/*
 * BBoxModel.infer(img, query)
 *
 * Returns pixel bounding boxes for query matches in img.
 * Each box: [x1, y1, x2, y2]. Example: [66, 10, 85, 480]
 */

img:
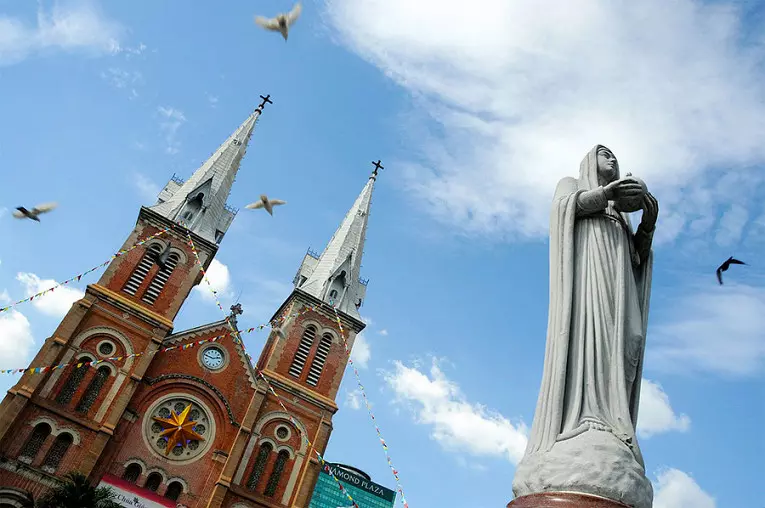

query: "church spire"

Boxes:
[293, 160, 381, 319]
[149, 95, 272, 244]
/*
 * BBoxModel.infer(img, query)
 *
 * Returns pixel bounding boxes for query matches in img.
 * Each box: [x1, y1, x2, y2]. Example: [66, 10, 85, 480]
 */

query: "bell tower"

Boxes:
[0, 98, 270, 497]
[208, 162, 380, 508]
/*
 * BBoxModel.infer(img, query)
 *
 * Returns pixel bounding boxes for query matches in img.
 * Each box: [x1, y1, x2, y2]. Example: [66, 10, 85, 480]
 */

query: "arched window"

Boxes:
[288, 326, 316, 378]
[264, 450, 290, 497]
[75, 366, 111, 414]
[142, 253, 180, 305]
[18, 423, 51, 463]
[306, 334, 333, 386]
[144, 472, 163, 492]
[41, 433, 73, 473]
[246, 442, 273, 490]
[124, 244, 162, 296]
[164, 481, 183, 501]
[54, 358, 92, 405]
[122, 463, 142, 483]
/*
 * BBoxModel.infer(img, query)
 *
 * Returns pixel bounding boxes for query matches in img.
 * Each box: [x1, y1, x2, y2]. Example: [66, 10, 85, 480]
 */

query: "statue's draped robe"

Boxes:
[523, 145, 653, 465]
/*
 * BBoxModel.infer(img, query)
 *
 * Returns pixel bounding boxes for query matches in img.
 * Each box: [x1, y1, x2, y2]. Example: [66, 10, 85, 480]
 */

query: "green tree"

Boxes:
[35, 472, 122, 508]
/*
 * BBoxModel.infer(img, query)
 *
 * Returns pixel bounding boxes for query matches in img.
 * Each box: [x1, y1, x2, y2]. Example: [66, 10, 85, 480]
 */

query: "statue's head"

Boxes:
[596, 146, 619, 183]
[580, 144, 619, 189]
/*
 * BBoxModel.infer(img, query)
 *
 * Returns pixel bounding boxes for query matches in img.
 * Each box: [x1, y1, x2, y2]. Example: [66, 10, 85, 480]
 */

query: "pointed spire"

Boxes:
[294, 161, 381, 319]
[149, 96, 272, 244]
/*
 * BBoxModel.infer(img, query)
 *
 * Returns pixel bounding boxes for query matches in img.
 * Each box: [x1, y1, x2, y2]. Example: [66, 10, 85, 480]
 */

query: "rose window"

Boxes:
[144, 397, 213, 461]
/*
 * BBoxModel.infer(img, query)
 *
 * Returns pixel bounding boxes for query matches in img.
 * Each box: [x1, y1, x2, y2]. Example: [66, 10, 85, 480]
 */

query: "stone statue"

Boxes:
[510, 145, 659, 508]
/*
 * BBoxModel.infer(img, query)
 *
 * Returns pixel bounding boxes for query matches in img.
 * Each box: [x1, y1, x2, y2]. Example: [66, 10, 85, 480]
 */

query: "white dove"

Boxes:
[245, 195, 286, 216]
[254, 2, 302, 41]
[12, 202, 58, 222]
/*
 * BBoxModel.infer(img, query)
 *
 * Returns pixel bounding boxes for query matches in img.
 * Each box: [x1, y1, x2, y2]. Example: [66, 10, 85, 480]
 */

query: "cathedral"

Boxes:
[0, 99, 379, 508]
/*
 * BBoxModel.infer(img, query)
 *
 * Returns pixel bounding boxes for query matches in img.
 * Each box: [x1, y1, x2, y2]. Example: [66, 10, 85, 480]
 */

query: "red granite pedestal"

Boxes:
[507, 492, 632, 507]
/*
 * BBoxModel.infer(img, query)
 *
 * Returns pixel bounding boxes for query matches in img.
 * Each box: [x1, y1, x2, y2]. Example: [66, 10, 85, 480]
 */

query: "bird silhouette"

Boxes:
[12, 202, 58, 222]
[245, 195, 286, 216]
[254, 2, 302, 41]
[716, 256, 746, 285]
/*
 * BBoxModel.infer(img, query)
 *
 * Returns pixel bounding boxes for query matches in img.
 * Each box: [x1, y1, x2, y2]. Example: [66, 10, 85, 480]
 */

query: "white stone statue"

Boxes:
[511, 145, 659, 508]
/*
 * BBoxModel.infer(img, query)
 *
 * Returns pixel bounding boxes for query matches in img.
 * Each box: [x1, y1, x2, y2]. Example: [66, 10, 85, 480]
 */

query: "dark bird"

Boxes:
[154, 244, 173, 271]
[12, 202, 58, 222]
[716, 256, 746, 285]
[255, 2, 302, 41]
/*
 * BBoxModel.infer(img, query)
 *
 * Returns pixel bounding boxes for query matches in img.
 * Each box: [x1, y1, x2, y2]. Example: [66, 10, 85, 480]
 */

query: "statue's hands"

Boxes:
[603, 177, 645, 201]
[640, 192, 659, 230]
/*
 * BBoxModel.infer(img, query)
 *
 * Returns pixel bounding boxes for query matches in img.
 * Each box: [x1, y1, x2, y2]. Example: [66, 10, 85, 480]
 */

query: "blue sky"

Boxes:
[1, 1, 764, 507]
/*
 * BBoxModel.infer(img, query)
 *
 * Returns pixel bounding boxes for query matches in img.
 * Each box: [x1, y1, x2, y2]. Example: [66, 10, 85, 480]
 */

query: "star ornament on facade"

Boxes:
[152, 404, 205, 455]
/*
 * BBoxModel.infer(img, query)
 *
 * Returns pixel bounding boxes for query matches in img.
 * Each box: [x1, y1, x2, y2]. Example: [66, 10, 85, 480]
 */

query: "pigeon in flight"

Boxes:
[254, 2, 302, 41]
[12, 202, 58, 222]
[716, 256, 746, 285]
[245, 195, 286, 216]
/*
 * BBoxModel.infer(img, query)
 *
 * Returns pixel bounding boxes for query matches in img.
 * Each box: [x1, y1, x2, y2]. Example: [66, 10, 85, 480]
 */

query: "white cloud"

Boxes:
[16, 272, 84, 318]
[637, 379, 690, 438]
[383, 357, 528, 463]
[346, 388, 363, 410]
[379, 328, 388, 336]
[653, 468, 716, 508]
[0, 2, 123, 66]
[157, 106, 187, 155]
[648, 284, 765, 377]
[322, 0, 765, 242]
[0, 309, 35, 370]
[131, 173, 160, 201]
[350, 332, 371, 368]
[101, 67, 142, 98]
[714, 204, 749, 246]
[194, 259, 233, 303]
[0, 290, 9, 303]
[207, 94, 219, 108]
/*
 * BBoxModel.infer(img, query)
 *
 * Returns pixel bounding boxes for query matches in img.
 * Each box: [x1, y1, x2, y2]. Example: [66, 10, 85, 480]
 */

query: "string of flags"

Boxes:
[185, 233, 363, 508]
[0, 227, 172, 314]
[332, 306, 409, 508]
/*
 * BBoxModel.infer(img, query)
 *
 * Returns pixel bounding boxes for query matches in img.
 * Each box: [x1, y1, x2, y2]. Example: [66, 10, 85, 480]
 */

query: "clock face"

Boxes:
[202, 347, 224, 370]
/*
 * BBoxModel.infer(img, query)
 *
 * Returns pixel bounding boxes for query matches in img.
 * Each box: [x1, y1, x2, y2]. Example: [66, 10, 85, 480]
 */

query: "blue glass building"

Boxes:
[309, 462, 396, 508]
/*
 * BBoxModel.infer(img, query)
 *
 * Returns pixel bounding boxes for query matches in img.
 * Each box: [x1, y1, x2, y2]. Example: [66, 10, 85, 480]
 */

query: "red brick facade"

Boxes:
[0, 207, 365, 508]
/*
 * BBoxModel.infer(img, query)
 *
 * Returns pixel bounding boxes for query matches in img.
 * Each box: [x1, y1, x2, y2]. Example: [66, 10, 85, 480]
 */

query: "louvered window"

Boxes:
[288, 326, 316, 378]
[75, 366, 110, 414]
[246, 442, 273, 490]
[264, 450, 290, 497]
[164, 481, 183, 501]
[144, 472, 163, 492]
[306, 334, 333, 386]
[19, 423, 51, 462]
[122, 463, 142, 483]
[55, 358, 92, 405]
[124, 244, 162, 295]
[142, 253, 180, 305]
[41, 433, 73, 473]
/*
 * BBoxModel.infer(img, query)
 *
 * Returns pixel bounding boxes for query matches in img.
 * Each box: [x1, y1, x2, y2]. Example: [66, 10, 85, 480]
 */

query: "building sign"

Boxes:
[321, 464, 396, 503]
[98, 475, 177, 508]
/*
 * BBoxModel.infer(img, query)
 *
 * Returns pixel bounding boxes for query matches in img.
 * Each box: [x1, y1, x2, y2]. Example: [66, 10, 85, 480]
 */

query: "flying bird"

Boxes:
[716, 256, 746, 285]
[254, 2, 302, 41]
[245, 195, 286, 216]
[12, 202, 58, 222]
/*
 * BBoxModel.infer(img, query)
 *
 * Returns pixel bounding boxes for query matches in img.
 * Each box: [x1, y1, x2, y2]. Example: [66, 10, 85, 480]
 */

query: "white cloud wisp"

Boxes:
[194, 259, 233, 303]
[322, 0, 765, 242]
[653, 468, 716, 508]
[16, 272, 84, 318]
[636, 379, 691, 438]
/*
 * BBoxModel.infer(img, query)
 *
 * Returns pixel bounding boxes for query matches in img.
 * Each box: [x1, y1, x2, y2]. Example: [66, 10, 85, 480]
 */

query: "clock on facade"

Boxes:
[201, 347, 225, 370]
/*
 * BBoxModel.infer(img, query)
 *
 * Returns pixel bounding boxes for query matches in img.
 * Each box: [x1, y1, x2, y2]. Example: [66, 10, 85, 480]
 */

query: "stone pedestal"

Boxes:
[507, 492, 632, 507]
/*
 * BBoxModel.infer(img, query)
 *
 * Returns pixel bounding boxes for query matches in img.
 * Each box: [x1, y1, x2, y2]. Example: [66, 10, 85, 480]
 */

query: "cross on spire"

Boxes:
[257, 94, 273, 111]
[371, 159, 384, 178]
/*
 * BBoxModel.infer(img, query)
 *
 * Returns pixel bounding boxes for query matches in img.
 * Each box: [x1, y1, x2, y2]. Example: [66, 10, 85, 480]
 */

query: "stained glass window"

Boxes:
[41, 433, 73, 473]
[246, 442, 273, 490]
[55, 360, 91, 405]
[264, 450, 290, 497]
[18, 423, 51, 462]
[122, 463, 142, 483]
[75, 366, 110, 414]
